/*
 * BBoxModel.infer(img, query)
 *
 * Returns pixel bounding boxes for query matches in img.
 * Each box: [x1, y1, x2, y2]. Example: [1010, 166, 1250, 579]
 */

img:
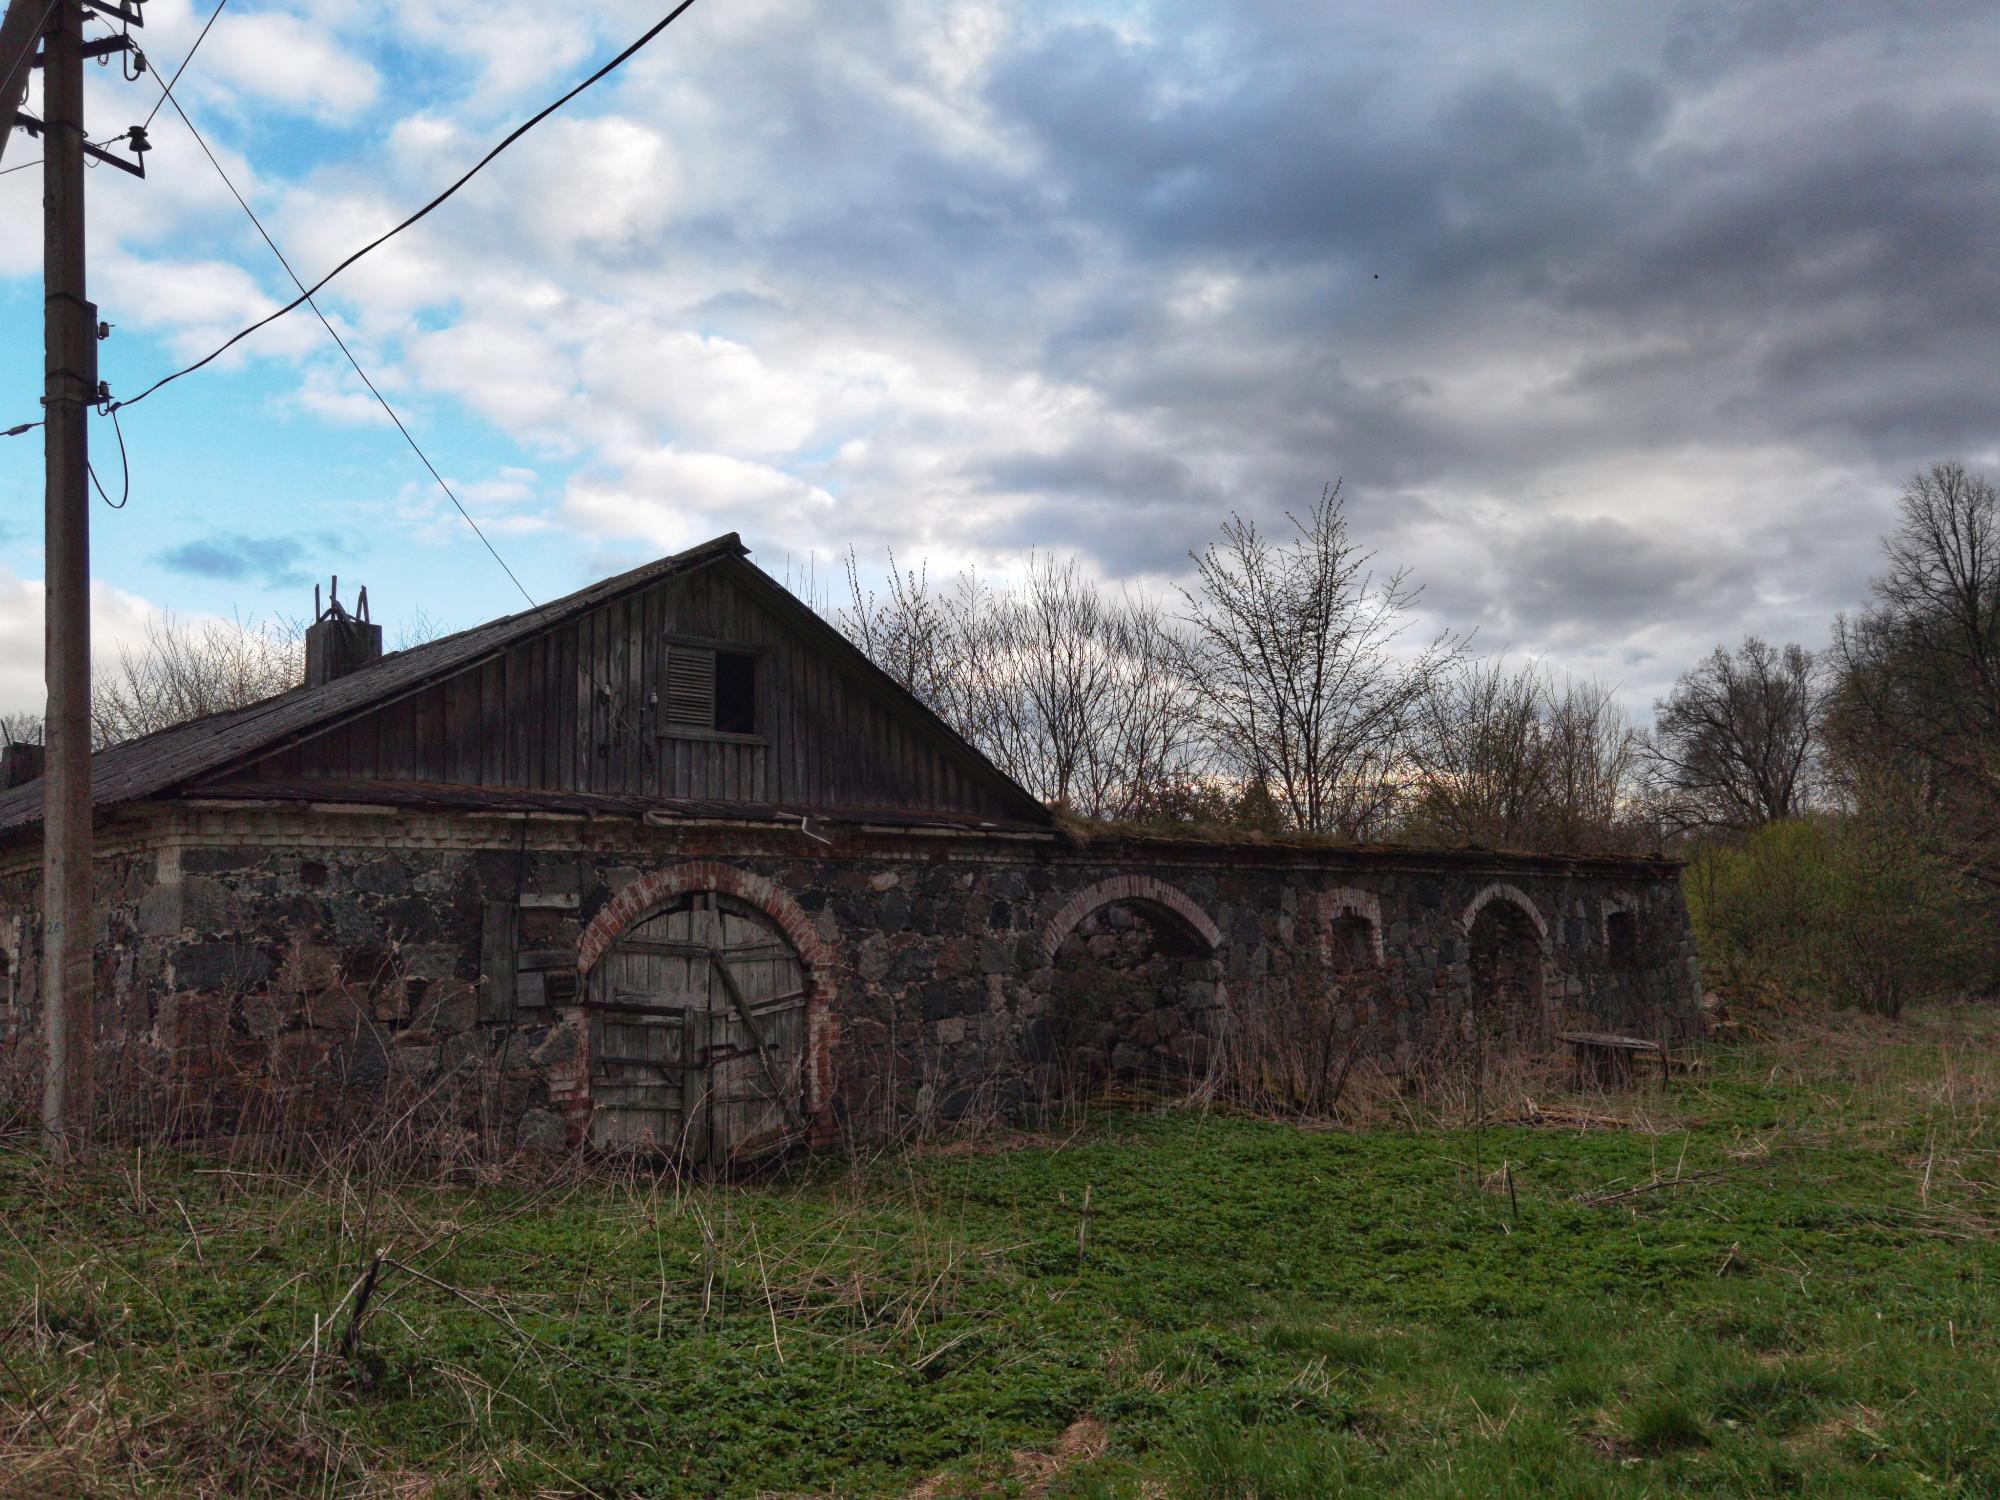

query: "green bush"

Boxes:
[1685, 814, 1980, 1016]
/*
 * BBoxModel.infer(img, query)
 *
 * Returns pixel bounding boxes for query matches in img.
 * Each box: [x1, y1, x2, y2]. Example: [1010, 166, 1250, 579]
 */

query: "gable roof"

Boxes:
[0, 533, 1050, 834]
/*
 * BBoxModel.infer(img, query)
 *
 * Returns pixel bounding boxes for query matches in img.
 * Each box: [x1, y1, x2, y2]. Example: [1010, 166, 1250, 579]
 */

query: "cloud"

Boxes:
[11, 0, 1999, 721]
[156, 533, 330, 590]
[563, 448, 837, 558]
[197, 9, 381, 123]
[0, 572, 165, 718]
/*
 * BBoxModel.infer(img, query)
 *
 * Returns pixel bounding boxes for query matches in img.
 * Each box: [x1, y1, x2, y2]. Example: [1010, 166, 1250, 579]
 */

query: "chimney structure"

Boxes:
[305, 577, 384, 689]
[1, 741, 43, 788]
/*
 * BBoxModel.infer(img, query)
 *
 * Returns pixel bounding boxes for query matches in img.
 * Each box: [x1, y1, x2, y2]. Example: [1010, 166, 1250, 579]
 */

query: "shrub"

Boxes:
[1686, 814, 1981, 1016]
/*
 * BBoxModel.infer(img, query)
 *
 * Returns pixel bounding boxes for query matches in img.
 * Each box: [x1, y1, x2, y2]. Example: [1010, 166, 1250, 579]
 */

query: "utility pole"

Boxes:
[40, 0, 95, 1164]
[4, 0, 147, 1163]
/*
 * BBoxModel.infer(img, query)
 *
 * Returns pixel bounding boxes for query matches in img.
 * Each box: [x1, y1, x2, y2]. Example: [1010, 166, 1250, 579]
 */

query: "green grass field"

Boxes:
[3, 1007, 1995, 1497]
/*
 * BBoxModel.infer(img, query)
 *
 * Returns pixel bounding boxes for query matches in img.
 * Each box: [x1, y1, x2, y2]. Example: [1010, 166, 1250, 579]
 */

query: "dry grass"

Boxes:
[1, 1003, 1996, 1496]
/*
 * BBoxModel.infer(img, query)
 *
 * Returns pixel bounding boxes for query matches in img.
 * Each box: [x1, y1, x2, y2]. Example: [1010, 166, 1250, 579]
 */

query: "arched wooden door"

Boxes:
[587, 891, 808, 1163]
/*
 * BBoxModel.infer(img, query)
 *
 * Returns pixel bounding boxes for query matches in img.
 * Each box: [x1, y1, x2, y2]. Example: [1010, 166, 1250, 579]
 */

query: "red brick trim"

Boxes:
[1040, 874, 1224, 960]
[1459, 881, 1551, 948]
[575, 862, 840, 1140]
[1321, 885, 1385, 966]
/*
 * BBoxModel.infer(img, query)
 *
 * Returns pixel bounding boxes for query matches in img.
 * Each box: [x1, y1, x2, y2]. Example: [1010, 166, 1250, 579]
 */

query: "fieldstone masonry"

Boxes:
[0, 804, 1702, 1149]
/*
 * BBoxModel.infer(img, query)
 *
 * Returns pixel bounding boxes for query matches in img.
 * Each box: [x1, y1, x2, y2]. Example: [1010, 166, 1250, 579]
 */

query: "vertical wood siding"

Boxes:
[245, 565, 1024, 819]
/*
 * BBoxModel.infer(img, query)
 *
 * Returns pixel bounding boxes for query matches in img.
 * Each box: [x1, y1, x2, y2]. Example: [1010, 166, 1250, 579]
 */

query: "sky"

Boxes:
[3, 0, 1997, 720]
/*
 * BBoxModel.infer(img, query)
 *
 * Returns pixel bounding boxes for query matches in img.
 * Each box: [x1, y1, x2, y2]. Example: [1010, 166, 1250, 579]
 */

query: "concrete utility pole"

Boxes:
[39, 0, 96, 1164]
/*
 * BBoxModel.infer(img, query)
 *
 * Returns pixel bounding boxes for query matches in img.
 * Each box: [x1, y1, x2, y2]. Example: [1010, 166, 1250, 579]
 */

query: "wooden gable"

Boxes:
[237, 554, 1045, 824]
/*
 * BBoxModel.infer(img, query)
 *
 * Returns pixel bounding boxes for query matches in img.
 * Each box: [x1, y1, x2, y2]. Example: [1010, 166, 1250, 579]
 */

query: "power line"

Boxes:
[141, 0, 227, 131]
[110, 0, 703, 415]
[0, 128, 128, 176]
[0, 2, 227, 174]
[86, 400, 128, 508]
[147, 57, 540, 611]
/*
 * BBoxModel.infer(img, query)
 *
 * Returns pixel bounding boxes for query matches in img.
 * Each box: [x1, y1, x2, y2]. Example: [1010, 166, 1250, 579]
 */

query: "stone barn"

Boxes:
[0, 534, 1701, 1159]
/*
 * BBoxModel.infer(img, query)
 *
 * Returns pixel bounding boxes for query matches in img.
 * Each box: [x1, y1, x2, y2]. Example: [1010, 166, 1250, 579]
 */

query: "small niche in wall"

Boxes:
[1329, 914, 1377, 972]
[1607, 909, 1640, 969]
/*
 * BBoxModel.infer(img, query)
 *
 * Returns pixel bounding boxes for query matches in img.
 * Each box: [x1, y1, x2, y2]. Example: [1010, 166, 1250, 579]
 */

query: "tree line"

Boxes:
[11, 462, 1993, 1012]
[833, 464, 1997, 1013]
[1651, 462, 2000, 1014]
[837, 483, 1650, 852]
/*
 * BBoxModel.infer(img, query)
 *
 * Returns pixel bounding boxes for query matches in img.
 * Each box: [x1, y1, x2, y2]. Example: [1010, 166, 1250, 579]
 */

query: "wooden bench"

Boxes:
[1558, 1031, 1670, 1089]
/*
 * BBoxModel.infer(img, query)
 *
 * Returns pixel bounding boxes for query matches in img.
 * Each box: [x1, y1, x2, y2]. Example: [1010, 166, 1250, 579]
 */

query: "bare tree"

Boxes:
[395, 609, 451, 650]
[972, 556, 1189, 816]
[1540, 674, 1644, 852]
[1408, 664, 1544, 852]
[0, 712, 42, 747]
[1177, 484, 1462, 837]
[837, 549, 1206, 819]
[1830, 460, 2000, 885]
[92, 615, 304, 749]
[1406, 657, 1548, 846]
[1407, 658, 1641, 852]
[839, 548, 966, 711]
[1646, 636, 1825, 832]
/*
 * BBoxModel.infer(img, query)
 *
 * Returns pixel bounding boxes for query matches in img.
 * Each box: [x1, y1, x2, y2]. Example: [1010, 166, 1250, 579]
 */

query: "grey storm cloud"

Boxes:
[512, 0, 1997, 703]
[95, 0, 1987, 712]
[856, 2, 2000, 667]
[1487, 516, 1762, 635]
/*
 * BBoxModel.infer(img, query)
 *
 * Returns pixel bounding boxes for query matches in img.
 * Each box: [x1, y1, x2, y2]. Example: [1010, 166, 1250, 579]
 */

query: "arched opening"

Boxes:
[1033, 888, 1224, 1099]
[587, 889, 809, 1165]
[1466, 897, 1548, 1056]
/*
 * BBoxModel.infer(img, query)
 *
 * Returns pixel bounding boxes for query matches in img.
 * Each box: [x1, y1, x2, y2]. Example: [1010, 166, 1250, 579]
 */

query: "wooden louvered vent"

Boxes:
[665, 646, 716, 730]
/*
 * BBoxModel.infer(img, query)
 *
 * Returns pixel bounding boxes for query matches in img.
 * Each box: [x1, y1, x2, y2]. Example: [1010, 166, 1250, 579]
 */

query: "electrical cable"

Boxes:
[108, 0, 702, 415]
[140, 0, 225, 131]
[1, 128, 129, 176]
[147, 55, 686, 734]
[86, 400, 129, 507]
[154, 72, 675, 734]
[147, 58, 541, 611]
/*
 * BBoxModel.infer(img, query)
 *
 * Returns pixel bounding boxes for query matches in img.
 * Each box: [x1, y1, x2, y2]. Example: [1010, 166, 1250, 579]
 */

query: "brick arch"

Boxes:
[576, 862, 839, 1132]
[1040, 875, 1223, 961]
[1322, 885, 1385, 966]
[1459, 881, 1551, 948]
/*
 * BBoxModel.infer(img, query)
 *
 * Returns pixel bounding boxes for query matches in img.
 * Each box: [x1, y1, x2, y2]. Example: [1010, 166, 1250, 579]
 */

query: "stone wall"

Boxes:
[0, 804, 1702, 1148]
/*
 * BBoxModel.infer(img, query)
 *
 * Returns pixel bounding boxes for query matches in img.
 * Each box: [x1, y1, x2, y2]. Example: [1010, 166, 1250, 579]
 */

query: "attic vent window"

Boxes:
[663, 645, 758, 737]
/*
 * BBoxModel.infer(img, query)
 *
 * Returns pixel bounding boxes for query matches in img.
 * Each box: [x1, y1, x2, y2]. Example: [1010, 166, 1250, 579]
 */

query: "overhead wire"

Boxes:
[147, 48, 668, 736]
[2, 128, 132, 176]
[141, 33, 672, 735]
[109, 0, 703, 414]
[144, 52, 540, 610]
[86, 400, 128, 507]
[140, 0, 226, 131]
